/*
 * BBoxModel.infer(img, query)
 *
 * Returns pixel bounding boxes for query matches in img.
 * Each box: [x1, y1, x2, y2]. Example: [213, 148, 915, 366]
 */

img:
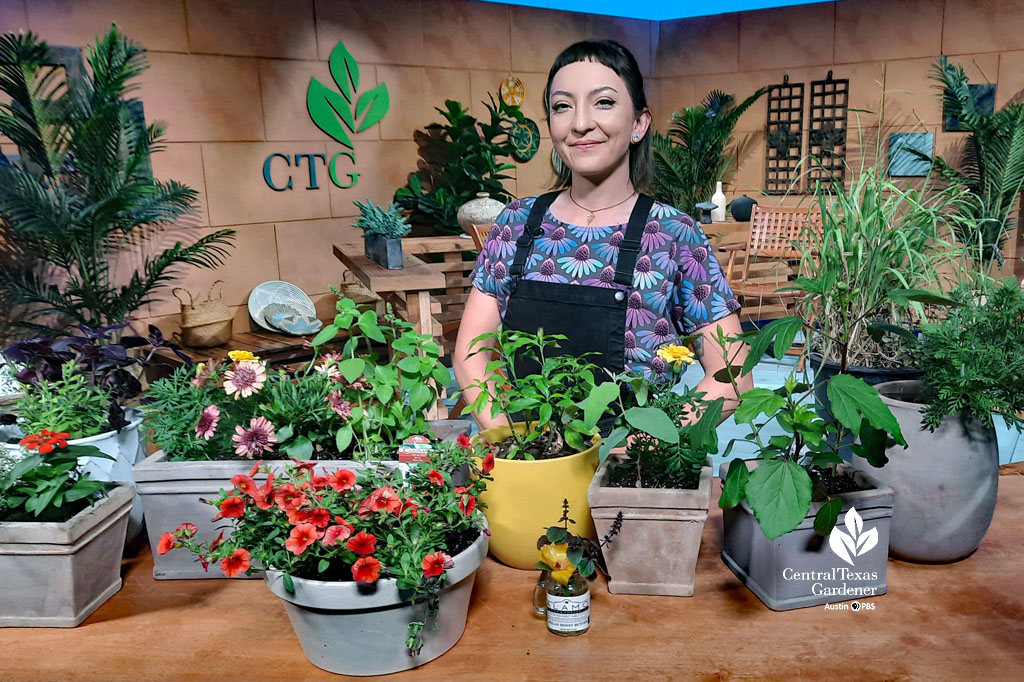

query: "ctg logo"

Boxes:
[263, 41, 390, 192]
[828, 506, 878, 567]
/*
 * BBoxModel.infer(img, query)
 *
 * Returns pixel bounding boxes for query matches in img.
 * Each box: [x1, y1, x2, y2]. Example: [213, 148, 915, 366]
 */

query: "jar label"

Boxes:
[546, 591, 590, 633]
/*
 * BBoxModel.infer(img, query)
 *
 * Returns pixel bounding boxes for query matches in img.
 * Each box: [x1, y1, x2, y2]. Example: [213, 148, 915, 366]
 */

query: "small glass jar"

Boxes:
[533, 570, 590, 636]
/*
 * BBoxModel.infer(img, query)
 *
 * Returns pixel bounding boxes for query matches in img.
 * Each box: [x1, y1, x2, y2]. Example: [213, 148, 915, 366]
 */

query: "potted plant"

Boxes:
[853, 277, 1024, 563]
[0, 28, 234, 335]
[587, 344, 721, 596]
[353, 199, 411, 270]
[0, 430, 133, 626]
[1, 324, 187, 543]
[461, 328, 627, 569]
[136, 294, 469, 579]
[714, 320, 905, 610]
[158, 439, 490, 675]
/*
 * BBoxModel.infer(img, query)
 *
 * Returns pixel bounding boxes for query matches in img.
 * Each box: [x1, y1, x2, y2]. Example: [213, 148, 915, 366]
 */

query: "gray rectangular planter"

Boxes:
[719, 461, 894, 610]
[0, 483, 133, 627]
[588, 457, 712, 596]
[364, 234, 404, 269]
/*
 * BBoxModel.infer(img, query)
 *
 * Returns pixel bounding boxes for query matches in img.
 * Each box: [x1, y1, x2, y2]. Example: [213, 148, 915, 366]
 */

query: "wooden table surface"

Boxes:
[4, 469, 1023, 682]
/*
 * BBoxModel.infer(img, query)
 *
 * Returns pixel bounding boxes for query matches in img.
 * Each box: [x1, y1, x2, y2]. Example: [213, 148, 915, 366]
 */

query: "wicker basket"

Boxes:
[173, 281, 233, 348]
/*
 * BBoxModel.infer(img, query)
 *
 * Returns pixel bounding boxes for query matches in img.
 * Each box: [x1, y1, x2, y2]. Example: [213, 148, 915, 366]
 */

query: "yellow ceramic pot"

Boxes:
[475, 423, 599, 570]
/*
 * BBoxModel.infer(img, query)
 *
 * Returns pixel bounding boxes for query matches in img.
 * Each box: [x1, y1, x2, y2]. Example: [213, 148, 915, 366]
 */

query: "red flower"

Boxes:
[346, 531, 377, 555]
[352, 556, 381, 583]
[290, 458, 317, 475]
[248, 460, 263, 477]
[402, 497, 419, 518]
[274, 484, 306, 512]
[231, 474, 257, 497]
[481, 451, 495, 475]
[328, 469, 356, 492]
[19, 429, 70, 454]
[209, 531, 225, 553]
[157, 532, 177, 555]
[321, 521, 354, 546]
[421, 551, 453, 579]
[454, 486, 477, 516]
[307, 507, 331, 528]
[426, 469, 444, 486]
[220, 548, 251, 578]
[368, 486, 401, 514]
[287, 508, 310, 525]
[175, 522, 198, 538]
[219, 496, 246, 518]
[310, 475, 329, 491]
[285, 523, 320, 556]
[457, 433, 472, 449]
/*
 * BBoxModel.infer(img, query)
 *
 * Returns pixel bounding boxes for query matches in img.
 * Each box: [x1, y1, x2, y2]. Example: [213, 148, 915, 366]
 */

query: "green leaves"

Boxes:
[742, 316, 804, 375]
[733, 388, 786, 424]
[307, 76, 355, 148]
[814, 498, 843, 536]
[888, 288, 965, 308]
[718, 458, 749, 509]
[307, 41, 390, 148]
[328, 41, 359, 101]
[355, 83, 389, 132]
[745, 459, 813, 540]
[582, 382, 619, 429]
[826, 373, 905, 446]
[311, 323, 339, 347]
[624, 407, 679, 444]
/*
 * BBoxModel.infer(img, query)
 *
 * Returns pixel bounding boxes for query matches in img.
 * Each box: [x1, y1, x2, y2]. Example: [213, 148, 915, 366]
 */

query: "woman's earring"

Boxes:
[631, 133, 641, 142]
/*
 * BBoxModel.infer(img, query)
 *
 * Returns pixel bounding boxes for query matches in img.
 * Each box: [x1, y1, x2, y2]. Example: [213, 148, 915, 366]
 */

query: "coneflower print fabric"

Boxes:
[469, 195, 741, 376]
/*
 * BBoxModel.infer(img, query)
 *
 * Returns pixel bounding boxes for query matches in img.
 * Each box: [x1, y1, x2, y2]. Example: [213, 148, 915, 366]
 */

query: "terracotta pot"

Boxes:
[474, 423, 598, 569]
[588, 456, 712, 596]
[264, 530, 487, 676]
[719, 460, 894, 611]
[0, 484, 133, 627]
[852, 380, 999, 563]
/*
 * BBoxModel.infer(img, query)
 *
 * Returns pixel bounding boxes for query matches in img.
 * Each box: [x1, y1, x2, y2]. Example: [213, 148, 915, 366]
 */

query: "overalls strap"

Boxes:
[508, 191, 561, 278]
[612, 194, 655, 286]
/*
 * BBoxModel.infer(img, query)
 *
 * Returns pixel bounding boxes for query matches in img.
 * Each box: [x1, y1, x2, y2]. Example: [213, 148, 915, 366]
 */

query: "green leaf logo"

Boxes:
[307, 41, 390, 148]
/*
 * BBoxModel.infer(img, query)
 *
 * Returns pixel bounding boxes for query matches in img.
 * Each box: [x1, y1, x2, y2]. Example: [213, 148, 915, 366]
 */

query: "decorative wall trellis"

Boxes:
[807, 70, 849, 188]
[764, 75, 805, 195]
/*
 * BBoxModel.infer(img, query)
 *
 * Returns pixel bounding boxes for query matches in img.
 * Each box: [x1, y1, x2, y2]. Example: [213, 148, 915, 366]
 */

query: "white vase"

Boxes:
[711, 181, 727, 222]
[457, 192, 505, 232]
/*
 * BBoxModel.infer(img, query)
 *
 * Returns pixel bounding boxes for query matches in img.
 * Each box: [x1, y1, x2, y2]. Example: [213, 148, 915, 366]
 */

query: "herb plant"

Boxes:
[15, 362, 109, 438]
[536, 499, 621, 587]
[352, 200, 411, 239]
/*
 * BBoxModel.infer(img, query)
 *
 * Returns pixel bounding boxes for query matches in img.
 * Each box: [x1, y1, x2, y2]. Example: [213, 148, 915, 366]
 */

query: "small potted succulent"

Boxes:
[137, 295, 468, 579]
[158, 438, 490, 675]
[353, 199, 411, 269]
[854, 276, 1024, 563]
[714, 320, 905, 610]
[588, 344, 721, 596]
[0, 430, 133, 626]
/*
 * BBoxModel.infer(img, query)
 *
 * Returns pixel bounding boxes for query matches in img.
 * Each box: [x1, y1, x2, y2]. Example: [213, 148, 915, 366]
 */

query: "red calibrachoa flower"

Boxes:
[346, 531, 377, 555]
[455, 486, 476, 516]
[220, 548, 251, 578]
[310, 475, 329, 491]
[321, 522, 354, 546]
[426, 470, 444, 486]
[175, 522, 198, 538]
[456, 433, 472, 449]
[219, 496, 246, 518]
[481, 451, 495, 475]
[421, 551, 453, 579]
[401, 497, 419, 518]
[285, 523, 320, 555]
[231, 474, 257, 496]
[157, 532, 177, 555]
[208, 530, 225, 553]
[328, 469, 356, 492]
[307, 507, 331, 528]
[352, 556, 381, 583]
[368, 486, 401, 514]
[287, 508, 310, 525]
[274, 484, 306, 512]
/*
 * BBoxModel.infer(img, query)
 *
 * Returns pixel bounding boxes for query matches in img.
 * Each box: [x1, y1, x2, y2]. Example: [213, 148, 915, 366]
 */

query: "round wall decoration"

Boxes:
[500, 75, 525, 107]
[509, 118, 540, 161]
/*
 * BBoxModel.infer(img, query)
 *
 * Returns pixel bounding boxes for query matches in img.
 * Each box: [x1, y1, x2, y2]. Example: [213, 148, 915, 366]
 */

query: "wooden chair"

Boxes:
[718, 205, 822, 321]
[466, 223, 490, 252]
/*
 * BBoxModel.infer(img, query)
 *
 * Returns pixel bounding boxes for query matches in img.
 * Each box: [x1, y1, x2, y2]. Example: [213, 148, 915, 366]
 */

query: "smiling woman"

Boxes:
[454, 40, 753, 434]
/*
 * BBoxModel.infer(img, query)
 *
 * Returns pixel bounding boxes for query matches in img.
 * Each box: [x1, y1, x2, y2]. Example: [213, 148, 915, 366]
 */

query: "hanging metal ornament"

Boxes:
[510, 118, 540, 161]
[500, 75, 525, 107]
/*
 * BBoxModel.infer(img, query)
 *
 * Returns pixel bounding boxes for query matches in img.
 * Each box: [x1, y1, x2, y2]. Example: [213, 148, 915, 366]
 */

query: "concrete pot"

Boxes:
[853, 380, 999, 563]
[264, 530, 488, 676]
[719, 460, 894, 611]
[474, 423, 598, 570]
[1, 408, 146, 547]
[588, 457, 712, 596]
[0, 483, 133, 627]
[364, 234, 404, 269]
[136, 419, 472, 579]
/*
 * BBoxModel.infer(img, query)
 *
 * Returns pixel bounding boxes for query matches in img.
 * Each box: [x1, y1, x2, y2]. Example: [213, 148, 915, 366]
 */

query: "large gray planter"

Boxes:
[588, 456, 712, 596]
[719, 460, 894, 611]
[265, 529, 487, 676]
[853, 380, 999, 563]
[136, 419, 472, 579]
[0, 483, 133, 627]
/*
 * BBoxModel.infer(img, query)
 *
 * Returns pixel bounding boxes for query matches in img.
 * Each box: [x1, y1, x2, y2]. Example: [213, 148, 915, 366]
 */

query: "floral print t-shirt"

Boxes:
[469, 195, 741, 377]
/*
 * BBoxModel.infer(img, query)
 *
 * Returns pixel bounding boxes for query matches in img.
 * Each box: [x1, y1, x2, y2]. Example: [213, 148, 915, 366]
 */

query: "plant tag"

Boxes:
[397, 435, 433, 463]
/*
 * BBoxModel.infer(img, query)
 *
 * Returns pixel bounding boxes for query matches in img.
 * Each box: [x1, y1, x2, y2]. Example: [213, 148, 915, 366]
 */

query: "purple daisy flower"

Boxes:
[558, 244, 601, 279]
[624, 330, 651, 362]
[625, 291, 656, 328]
[678, 281, 713, 320]
[526, 258, 568, 283]
[643, 280, 671, 314]
[536, 225, 577, 256]
[595, 230, 624, 262]
[708, 256, 731, 293]
[637, 318, 675, 348]
[490, 261, 511, 294]
[569, 222, 615, 243]
[582, 265, 618, 288]
[678, 244, 709, 280]
[641, 220, 671, 252]
[662, 214, 702, 243]
[653, 241, 678, 273]
[506, 198, 530, 221]
[711, 292, 742, 318]
[491, 225, 517, 259]
[643, 355, 671, 381]
[632, 255, 664, 290]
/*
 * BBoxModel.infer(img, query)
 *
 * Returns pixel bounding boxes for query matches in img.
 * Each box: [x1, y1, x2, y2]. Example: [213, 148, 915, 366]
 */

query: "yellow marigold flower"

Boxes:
[539, 542, 576, 586]
[657, 344, 696, 368]
[228, 350, 259, 363]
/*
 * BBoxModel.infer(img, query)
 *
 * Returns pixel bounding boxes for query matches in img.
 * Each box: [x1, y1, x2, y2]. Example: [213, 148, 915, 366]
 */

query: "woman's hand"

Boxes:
[691, 313, 753, 421]
[453, 288, 509, 431]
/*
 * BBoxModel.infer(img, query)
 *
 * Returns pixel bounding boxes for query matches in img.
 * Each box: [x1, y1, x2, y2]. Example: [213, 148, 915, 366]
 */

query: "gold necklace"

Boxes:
[567, 189, 637, 225]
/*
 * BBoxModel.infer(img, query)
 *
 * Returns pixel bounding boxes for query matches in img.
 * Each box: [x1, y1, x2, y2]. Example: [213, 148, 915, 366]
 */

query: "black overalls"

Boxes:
[502, 191, 655, 433]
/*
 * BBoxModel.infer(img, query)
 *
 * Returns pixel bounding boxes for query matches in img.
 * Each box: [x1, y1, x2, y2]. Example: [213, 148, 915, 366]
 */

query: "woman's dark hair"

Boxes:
[543, 40, 654, 190]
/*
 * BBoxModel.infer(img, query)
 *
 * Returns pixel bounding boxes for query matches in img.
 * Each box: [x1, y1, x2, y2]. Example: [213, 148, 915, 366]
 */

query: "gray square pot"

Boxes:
[719, 461, 894, 611]
[364, 234, 404, 269]
[588, 457, 712, 596]
[0, 483, 133, 627]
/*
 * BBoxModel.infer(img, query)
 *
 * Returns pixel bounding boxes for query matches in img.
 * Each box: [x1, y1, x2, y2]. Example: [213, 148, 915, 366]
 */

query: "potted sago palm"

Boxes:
[353, 199, 411, 269]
